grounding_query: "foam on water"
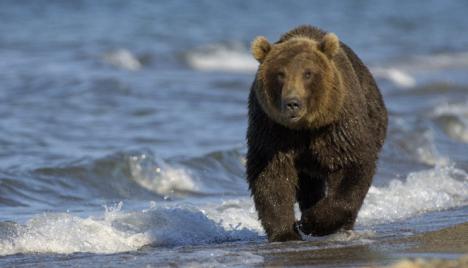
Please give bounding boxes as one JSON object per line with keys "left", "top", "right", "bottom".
{"left": 434, "top": 100, "right": 468, "bottom": 117}
{"left": 102, "top": 49, "right": 142, "bottom": 71}
{"left": 371, "top": 67, "right": 417, "bottom": 88}
{"left": 0, "top": 205, "right": 151, "bottom": 255}
{"left": 126, "top": 152, "right": 247, "bottom": 198}
{"left": 432, "top": 100, "right": 468, "bottom": 143}
{"left": 128, "top": 153, "right": 198, "bottom": 198}
{"left": 358, "top": 165, "right": 468, "bottom": 225}
{"left": 0, "top": 201, "right": 258, "bottom": 256}
{"left": 372, "top": 51, "right": 468, "bottom": 88}
{"left": 413, "top": 130, "right": 450, "bottom": 166}
{"left": 186, "top": 44, "right": 258, "bottom": 73}
{"left": 201, "top": 199, "right": 263, "bottom": 232}
{"left": 406, "top": 52, "right": 468, "bottom": 71}
{"left": 1, "top": 164, "right": 466, "bottom": 256}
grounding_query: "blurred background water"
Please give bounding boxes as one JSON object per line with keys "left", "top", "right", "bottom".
{"left": 0, "top": 0, "right": 467, "bottom": 267}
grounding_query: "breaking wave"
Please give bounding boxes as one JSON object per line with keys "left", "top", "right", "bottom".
{"left": 358, "top": 165, "right": 468, "bottom": 225}
{"left": 1, "top": 164, "right": 466, "bottom": 256}
{"left": 432, "top": 100, "right": 468, "bottom": 143}
{"left": 102, "top": 49, "right": 143, "bottom": 71}
{"left": 185, "top": 43, "right": 258, "bottom": 72}
{"left": 0, "top": 200, "right": 259, "bottom": 255}
{"left": 371, "top": 67, "right": 416, "bottom": 88}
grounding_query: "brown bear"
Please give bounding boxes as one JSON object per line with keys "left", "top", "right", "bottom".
{"left": 246, "top": 25, "right": 387, "bottom": 242}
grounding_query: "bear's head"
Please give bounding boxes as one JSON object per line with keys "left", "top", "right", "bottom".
{"left": 251, "top": 33, "right": 345, "bottom": 129}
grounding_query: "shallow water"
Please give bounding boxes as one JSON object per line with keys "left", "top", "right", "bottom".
{"left": 1, "top": 1, "right": 467, "bottom": 267}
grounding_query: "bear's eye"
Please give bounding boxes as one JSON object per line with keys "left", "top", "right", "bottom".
{"left": 277, "top": 72, "right": 285, "bottom": 82}
{"left": 304, "top": 70, "right": 312, "bottom": 80}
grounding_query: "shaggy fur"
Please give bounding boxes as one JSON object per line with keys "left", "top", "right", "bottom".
{"left": 246, "top": 25, "right": 388, "bottom": 242}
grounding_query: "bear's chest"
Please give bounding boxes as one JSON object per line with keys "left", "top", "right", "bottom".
{"left": 302, "top": 130, "right": 360, "bottom": 171}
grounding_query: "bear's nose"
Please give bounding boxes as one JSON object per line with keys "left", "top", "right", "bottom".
{"left": 283, "top": 97, "right": 303, "bottom": 113}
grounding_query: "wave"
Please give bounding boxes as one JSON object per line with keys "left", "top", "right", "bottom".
{"left": 1, "top": 165, "right": 466, "bottom": 256}
{"left": 371, "top": 67, "right": 416, "bottom": 88}
{"left": 0, "top": 149, "right": 247, "bottom": 208}
{"left": 358, "top": 165, "right": 468, "bottom": 225}
{"left": 432, "top": 100, "right": 468, "bottom": 143}
{"left": 0, "top": 200, "right": 259, "bottom": 256}
{"left": 401, "top": 51, "right": 468, "bottom": 71}
{"left": 102, "top": 49, "right": 143, "bottom": 71}
{"left": 126, "top": 150, "right": 247, "bottom": 198}
{"left": 372, "top": 51, "right": 468, "bottom": 89}
{"left": 185, "top": 43, "right": 258, "bottom": 73}
{"left": 381, "top": 118, "right": 451, "bottom": 170}
{"left": 127, "top": 153, "right": 200, "bottom": 198}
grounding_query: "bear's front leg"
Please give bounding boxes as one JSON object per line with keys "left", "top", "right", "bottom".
{"left": 247, "top": 152, "right": 301, "bottom": 242}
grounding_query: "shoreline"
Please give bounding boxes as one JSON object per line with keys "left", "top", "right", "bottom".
{"left": 256, "top": 222, "right": 468, "bottom": 267}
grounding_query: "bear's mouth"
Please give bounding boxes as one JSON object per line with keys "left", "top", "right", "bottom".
{"left": 286, "top": 113, "right": 304, "bottom": 124}
{"left": 289, "top": 115, "right": 301, "bottom": 121}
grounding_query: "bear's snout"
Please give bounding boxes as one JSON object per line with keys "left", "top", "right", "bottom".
{"left": 282, "top": 97, "right": 304, "bottom": 119}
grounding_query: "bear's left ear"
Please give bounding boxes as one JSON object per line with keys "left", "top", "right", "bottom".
{"left": 251, "top": 36, "right": 271, "bottom": 63}
{"left": 319, "top": 33, "right": 340, "bottom": 59}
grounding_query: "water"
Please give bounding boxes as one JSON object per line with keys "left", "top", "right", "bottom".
{"left": 1, "top": 1, "right": 467, "bottom": 267}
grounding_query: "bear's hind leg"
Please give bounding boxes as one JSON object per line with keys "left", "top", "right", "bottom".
{"left": 299, "top": 165, "right": 373, "bottom": 236}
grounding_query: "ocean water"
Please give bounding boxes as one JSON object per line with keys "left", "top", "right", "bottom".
{"left": 1, "top": 1, "right": 467, "bottom": 267}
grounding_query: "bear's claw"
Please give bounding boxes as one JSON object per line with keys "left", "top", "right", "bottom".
{"left": 270, "top": 231, "right": 301, "bottom": 242}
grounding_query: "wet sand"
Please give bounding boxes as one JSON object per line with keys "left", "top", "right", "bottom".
{"left": 383, "top": 223, "right": 468, "bottom": 268}
{"left": 257, "top": 222, "right": 468, "bottom": 267}
{"left": 398, "top": 222, "right": 468, "bottom": 254}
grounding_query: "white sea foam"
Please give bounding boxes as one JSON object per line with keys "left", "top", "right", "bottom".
{"left": 432, "top": 100, "right": 468, "bottom": 143}
{"left": 186, "top": 44, "right": 258, "bottom": 73}
{"left": 201, "top": 199, "right": 263, "bottom": 232}
{"left": 128, "top": 153, "right": 198, "bottom": 198}
{"left": 371, "top": 67, "right": 416, "bottom": 88}
{"left": 358, "top": 165, "right": 468, "bottom": 225}
{"left": 102, "top": 49, "right": 142, "bottom": 71}
{"left": 0, "top": 203, "right": 151, "bottom": 255}
{"left": 0, "top": 201, "right": 258, "bottom": 256}
{"left": 434, "top": 100, "right": 468, "bottom": 117}
{"left": 372, "top": 51, "right": 468, "bottom": 88}
{"left": 407, "top": 52, "right": 468, "bottom": 71}
{"left": 414, "top": 130, "right": 450, "bottom": 166}
{"left": 0, "top": 165, "right": 466, "bottom": 256}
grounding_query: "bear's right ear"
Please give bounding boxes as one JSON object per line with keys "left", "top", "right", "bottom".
{"left": 251, "top": 36, "right": 271, "bottom": 63}
{"left": 319, "top": 33, "right": 340, "bottom": 59}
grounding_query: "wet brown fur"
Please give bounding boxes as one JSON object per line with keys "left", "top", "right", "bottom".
{"left": 246, "top": 25, "right": 388, "bottom": 242}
